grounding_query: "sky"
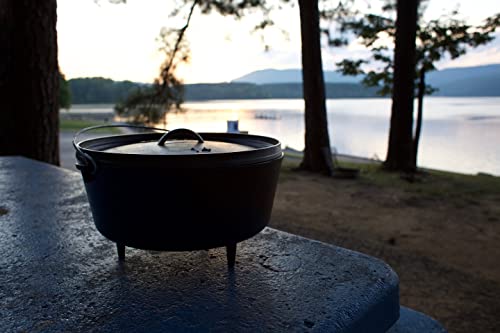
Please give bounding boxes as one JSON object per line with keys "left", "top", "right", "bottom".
{"left": 57, "top": 0, "right": 500, "bottom": 84}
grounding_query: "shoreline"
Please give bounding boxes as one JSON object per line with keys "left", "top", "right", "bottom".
{"left": 59, "top": 108, "right": 500, "bottom": 177}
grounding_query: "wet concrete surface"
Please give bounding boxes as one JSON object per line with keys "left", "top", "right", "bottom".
{"left": 0, "top": 156, "right": 444, "bottom": 332}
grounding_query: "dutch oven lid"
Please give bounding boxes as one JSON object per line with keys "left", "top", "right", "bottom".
{"left": 105, "top": 128, "right": 256, "bottom": 155}
{"left": 75, "top": 127, "right": 283, "bottom": 170}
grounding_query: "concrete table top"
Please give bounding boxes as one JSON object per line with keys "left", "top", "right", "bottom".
{"left": 0, "top": 156, "right": 402, "bottom": 332}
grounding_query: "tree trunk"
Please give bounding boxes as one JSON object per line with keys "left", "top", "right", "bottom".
{"left": 413, "top": 69, "right": 425, "bottom": 167}
{"left": 298, "top": 0, "right": 333, "bottom": 175}
{"left": 384, "top": 0, "right": 419, "bottom": 172}
{"left": 0, "top": 0, "right": 60, "bottom": 165}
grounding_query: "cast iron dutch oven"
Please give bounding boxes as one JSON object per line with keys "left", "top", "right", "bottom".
{"left": 73, "top": 125, "right": 283, "bottom": 266}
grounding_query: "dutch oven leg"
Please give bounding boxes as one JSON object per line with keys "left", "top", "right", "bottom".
{"left": 117, "top": 243, "right": 126, "bottom": 261}
{"left": 226, "top": 243, "right": 237, "bottom": 268}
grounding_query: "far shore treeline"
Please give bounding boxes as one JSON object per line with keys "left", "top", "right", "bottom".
{"left": 68, "top": 77, "right": 380, "bottom": 104}
{"left": 67, "top": 64, "right": 500, "bottom": 104}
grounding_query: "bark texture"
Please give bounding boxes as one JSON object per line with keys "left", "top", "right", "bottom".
{"left": 384, "top": 0, "right": 419, "bottom": 172}
{"left": 0, "top": 0, "right": 60, "bottom": 165}
{"left": 298, "top": 0, "right": 333, "bottom": 175}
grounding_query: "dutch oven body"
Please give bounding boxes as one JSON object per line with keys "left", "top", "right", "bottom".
{"left": 74, "top": 128, "right": 283, "bottom": 256}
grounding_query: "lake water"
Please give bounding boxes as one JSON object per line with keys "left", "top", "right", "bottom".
{"left": 71, "top": 97, "right": 500, "bottom": 175}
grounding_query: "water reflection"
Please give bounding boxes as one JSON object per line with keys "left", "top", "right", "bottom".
{"left": 68, "top": 97, "right": 500, "bottom": 175}
{"left": 170, "top": 98, "right": 500, "bottom": 175}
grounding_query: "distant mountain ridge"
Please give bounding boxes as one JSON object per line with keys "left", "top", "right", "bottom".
{"left": 67, "top": 64, "right": 500, "bottom": 104}
{"left": 232, "top": 64, "right": 500, "bottom": 97}
{"left": 426, "top": 64, "right": 500, "bottom": 96}
{"left": 232, "top": 68, "right": 361, "bottom": 84}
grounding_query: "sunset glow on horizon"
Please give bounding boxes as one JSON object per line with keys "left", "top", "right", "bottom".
{"left": 57, "top": 0, "right": 500, "bottom": 84}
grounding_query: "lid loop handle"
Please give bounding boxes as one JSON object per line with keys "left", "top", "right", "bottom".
{"left": 157, "top": 128, "right": 204, "bottom": 146}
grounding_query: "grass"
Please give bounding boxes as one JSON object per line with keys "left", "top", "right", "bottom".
{"left": 361, "top": 164, "right": 499, "bottom": 198}
{"left": 282, "top": 152, "right": 500, "bottom": 203}
{"left": 349, "top": 161, "right": 500, "bottom": 205}
{"left": 60, "top": 119, "right": 121, "bottom": 134}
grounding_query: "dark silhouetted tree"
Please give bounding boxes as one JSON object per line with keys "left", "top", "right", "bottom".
{"left": 113, "top": 0, "right": 335, "bottom": 174}
{"left": 0, "top": 0, "right": 60, "bottom": 165}
{"left": 114, "top": 2, "right": 195, "bottom": 124}
{"left": 335, "top": 4, "right": 500, "bottom": 169}
{"left": 298, "top": 0, "right": 333, "bottom": 174}
{"left": 59, "top": 71, "right": 72, "bottom": 110}
{"left": 385, "top": 0, "right": 420, "bottom": 172}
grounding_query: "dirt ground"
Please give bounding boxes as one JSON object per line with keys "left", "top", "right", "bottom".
{"left": 269, "top": 158, "right": 500, "bottom": 333}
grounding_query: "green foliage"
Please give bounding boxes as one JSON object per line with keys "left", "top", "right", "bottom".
{"left": 329, "top": 1, "right": 500, "bottom": 170}
{"left": 196, "top": 0, "right": 269, "bottom": 17}
{"left": 113, "top": 1, "right": 198, "bottom": 124}
{"left": 67, "top": 79, "right": 383, "bottom": 103}
{"left": 109, "top": 0, "right": 294, "bottom": 125}
{"left": 333, "top": 5, "right": 500, "bottom": 97}
{"left": 69, "top": 77, "right": 141, "bottom": 104}
{"left": 114, "top": 84, "right": 183, "bottom": 124}
{"left": 184, "top": 82, "right": 378, "bottom": 100}
{"left": 59, "top": 71, "right": 71, "bottom": 109}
